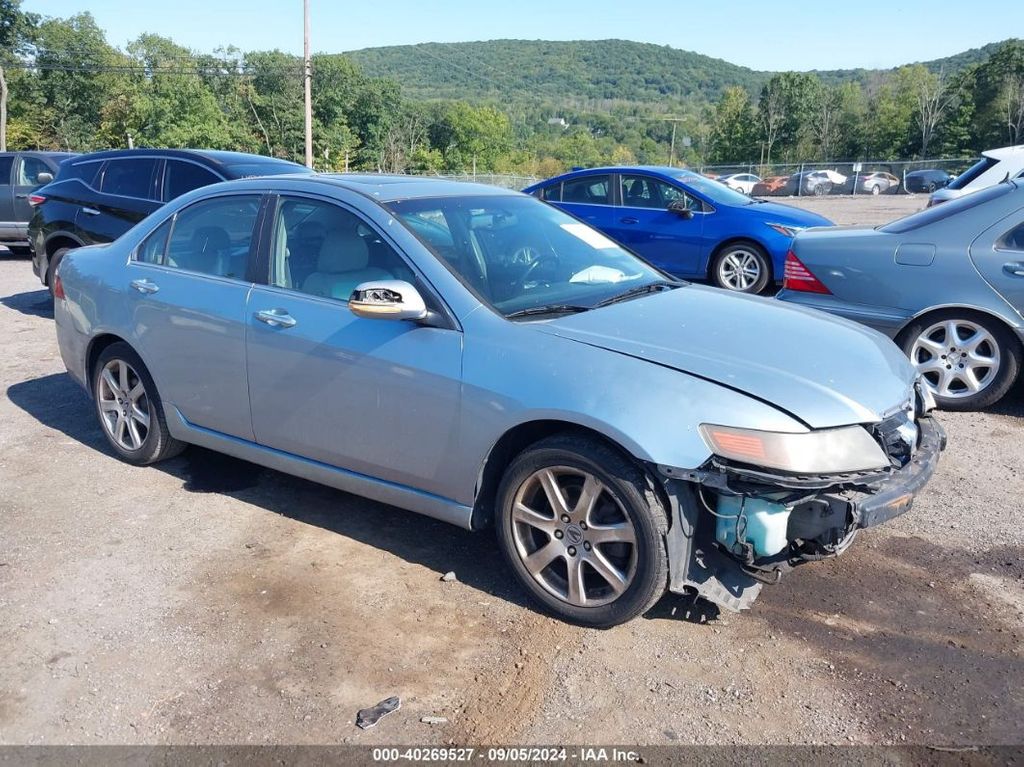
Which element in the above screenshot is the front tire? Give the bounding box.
[495,434,669,628]
[900,311,1021,410]
[711,243,771,294]
[92,342,185,465]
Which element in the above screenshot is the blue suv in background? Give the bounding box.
[524,166,832,294]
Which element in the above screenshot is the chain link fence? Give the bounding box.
[399,171,540,190]
[696,158,976,197]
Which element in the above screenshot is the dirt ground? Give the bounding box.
[1,195,1021,748]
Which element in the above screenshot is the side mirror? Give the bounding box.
[667,200,694,219]
[349,280,429,322]
[35,172,53,185]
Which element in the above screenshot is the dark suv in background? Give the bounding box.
[29,148,310,293]
[0,151,78,254]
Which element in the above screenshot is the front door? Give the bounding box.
[123,193,264,440]
[969,207,1024,318]
[245,194,463,497]
[12,155,55,224]
[607,173,705,276]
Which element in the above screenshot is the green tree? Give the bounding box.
[709,86,756,163]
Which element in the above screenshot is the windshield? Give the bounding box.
[878,183,1013,234]
[667,172,753,206]
[386,195,671,316]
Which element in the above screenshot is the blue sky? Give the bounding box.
[24,0,1024,71]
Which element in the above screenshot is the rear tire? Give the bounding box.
[92,342,186,465]
[870,184,881,196]
[899,310,1021,410]
[495,434,669,628]
[46,247,71,298]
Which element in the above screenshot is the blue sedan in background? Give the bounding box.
[524,166,832,294]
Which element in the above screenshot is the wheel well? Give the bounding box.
[470,420,645,531]
[42,235,81,284]
[706,238,772,281]
[895,306,1023,351]
[85,334,128,392]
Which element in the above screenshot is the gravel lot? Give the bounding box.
[1,195,1021,748]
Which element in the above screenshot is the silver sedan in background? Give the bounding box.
[778,180,1024,410]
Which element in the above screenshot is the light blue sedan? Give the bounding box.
[53,175,944,626]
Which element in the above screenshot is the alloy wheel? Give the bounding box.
[510,466,637,608]
[97,359,151,451]
[910,319,1001,399]
[717,250,762,291]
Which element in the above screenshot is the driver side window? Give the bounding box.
[620,174,688,210]
[269,197,415,302]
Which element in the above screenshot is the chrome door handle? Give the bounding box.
[1003,262,1024,277]
[130,278,159,294]
[255,309,297,328]
[81,206,100,216]
[620,217,639,224]
[15,193,28,199]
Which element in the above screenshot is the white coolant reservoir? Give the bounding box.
[715,494,792,558]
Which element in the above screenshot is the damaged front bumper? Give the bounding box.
[657,416,946,612]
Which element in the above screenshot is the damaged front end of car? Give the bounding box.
[656,384,946,611]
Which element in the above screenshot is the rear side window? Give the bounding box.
[0,157,12,185]
[164,195,261,279]
[998,222,1024,252]
[163,160,221,201]
[136,219,173,265]
[561,175,610,205]
[100,158,159,200]
[535,183,560,202]
[60,160,102,185]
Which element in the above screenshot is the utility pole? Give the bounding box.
[303,0,313,169]
[661,117,686,167]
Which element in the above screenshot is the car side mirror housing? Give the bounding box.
[667,200,693,219]
[35,172,53,185]
[349,280,430,322]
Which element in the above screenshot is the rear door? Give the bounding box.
[553,173,615,231]
[123,193,264,440]
[76,157,163,244]
[969,207,1024,318]
[606,172,704,276]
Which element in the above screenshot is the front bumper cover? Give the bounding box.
[659,415,946,611]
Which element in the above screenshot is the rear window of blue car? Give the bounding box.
[879,184,1014,234]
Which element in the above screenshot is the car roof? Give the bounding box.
[65,148,306,171]
[0,151,78,158]
[215,173,522,203]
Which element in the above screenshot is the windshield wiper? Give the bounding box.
[595,280,681,308]
[505,304,592,320]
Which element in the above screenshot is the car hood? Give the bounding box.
[740,200,833,227]
[533,285,915,429]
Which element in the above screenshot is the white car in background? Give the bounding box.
[718,173,761,194]
[929,144,1024,206]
